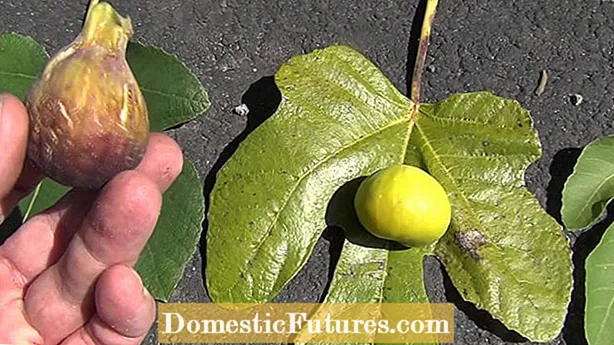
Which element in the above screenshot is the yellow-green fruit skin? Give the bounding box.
[354,165,451,247]
[25,1,149,189]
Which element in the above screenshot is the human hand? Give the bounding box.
[0,94,184,344]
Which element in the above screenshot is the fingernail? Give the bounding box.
[143,285,151,298]
[130,267,143,285]
[129,267,149,297]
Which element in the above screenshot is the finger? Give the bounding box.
[136,133,184,192]
[0,94,42,221]
[24,170,162,344]
[0,133,183,282]
[60,265,155,345]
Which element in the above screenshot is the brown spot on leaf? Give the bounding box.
[455,229,488,261]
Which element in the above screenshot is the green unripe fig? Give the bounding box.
[354,164,451,247]
[25,0,149,189]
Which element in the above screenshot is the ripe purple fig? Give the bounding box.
[25,0,149,189]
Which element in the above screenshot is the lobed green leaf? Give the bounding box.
[207,45,573,342]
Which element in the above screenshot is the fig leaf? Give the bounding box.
[0,33,208,301]
[206,45,414,304]
[206,45,572,342]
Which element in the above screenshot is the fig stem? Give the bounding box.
[87,0,101,16]
[410,0,438,106]
[81,0,133,51]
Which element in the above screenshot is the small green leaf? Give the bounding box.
[561,135,614,231]
[585,223,614,345]
[135,160,204,301]
[206,45,414,304]
[0,33,48,100]
[126,42,210,132]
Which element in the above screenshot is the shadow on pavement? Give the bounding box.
[545,148,583,224]
[319,226,345,303]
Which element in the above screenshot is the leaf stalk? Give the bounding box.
[410,0,439,107]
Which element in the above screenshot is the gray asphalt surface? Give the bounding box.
[2,0,614,344]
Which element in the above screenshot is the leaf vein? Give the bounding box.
[326,51,409,110]
[571,173,614,225]
[594,290,614,343]
[0,71,37,80]
[140,87,206,108]
[23,182,43,220]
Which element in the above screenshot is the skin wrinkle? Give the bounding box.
[77,226,122,270]
[0,255,28,291]
[56,242,104,307]
[0,256,42,344]
[79,330,98,345]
